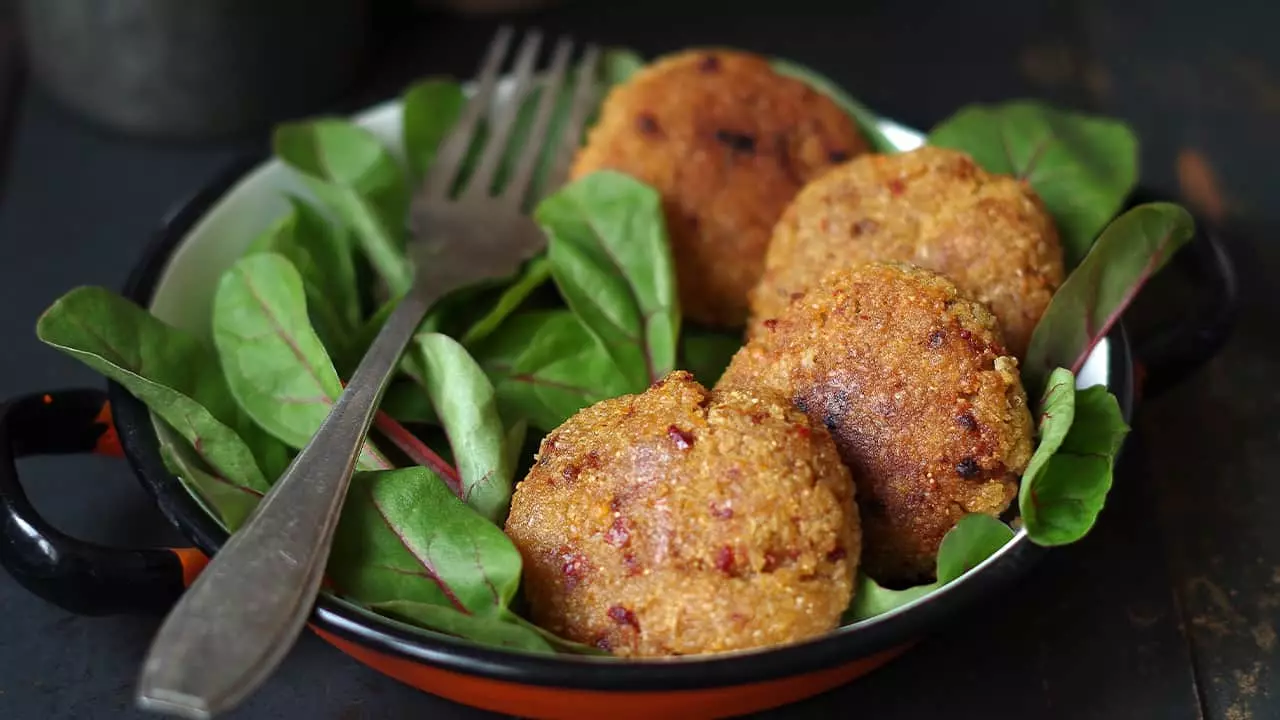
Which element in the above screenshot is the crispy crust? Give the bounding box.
[749,146,1064,357]
[505,371,859,656]
[571,49,870,327]
[722,263,1033,584]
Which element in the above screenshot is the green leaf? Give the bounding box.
[369,601,555,653]
[274,119,412,296]
[402,79,466,181]
[330,467,523,615]
[537,170,680,389]
[1018,368,1077,521]
[1023,203,1196,395]
[405,333,514,523]
[379,377,439,425]
[770,58,899,153]
[248,197,362,359]
[601,48,645,86]
[212,254,390,471]
[1023,385,1129,546]
[846,514,1014,621]
[460,257,553,346]
[36,287,278,492]
[929,100,1139,267]
[472,310,632,432]
[160,440,261,531]
[679,326,744,388]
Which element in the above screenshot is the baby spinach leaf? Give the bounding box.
[770,58,899,153]
[402,79,466,182]
[538,170,680,389]
[330,467,522,615]
[847,514,1014,622]
[405,333,514,523]
[1023,203,1196,395]
[274,119,412,296]
[160,440,261,531]
[369,601,555,654]
[929,101,1139,267]
[212,254,390,471]
[1023,385,1129,546]
[37,287,278,491]
[248,197,362,360]
[472,310,632,432]
[680,326,744,388]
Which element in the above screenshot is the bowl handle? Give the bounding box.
[0,389,205,615]
[1131,212,1239,399]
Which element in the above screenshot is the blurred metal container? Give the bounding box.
[18,0,370,139]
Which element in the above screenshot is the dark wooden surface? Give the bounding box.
[0,2,1276,718]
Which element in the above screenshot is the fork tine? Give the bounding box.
[463,30,544,199]
[501,36,574,210]
[422,26,514,200]
[543,44,601,199]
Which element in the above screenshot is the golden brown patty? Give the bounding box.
[749,146,1064,357]
[571,49,870,328]
[505,371,859,657]
[722,263,1032,584]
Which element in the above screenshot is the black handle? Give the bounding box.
[0,389,194,616]
[1129,202,1239,399]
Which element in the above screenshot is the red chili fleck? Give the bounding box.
[763,551,782,572]
[622,552,642,576]
[583,450,603,469]
[699,54,721,72]
[715,546,736,574]
[828,149,851,163]
[888,179,906,195]
[763,318,779,331]
[710,501,734,519]
[853,219,880,236]
[750,412,766,425]
[562,465,581,482]
[826,546,848,562]
[959,328,973,341]
[667,425,695,450]
[608,605,640,630]
[789,292,805,301]
[794,425,811,439]
[595,635,614,652]
[559,547,589,591]
[604,516,630,547]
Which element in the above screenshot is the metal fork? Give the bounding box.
[135,27,600,719]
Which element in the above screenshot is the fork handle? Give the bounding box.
[136,291,430,720]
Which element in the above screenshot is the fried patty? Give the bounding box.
[570,49,870,328]
[721,263,1032,584]
[749,146,1064,357]
[505,371,859,657]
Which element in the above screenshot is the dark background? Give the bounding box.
[1,1,1277,718]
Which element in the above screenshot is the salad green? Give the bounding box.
[34,47,1190,653]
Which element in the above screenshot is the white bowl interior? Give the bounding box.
[144,89,1110,642]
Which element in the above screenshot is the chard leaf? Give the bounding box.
[330,467,522,615]
[928,101,1139,267]
[601,48,645,86]
[1023,384,1129,546]
[160,440,261,531]
[212,253,390,471]
[1018,368,1077,521]
[405,332,514,523]
[472,310,632,432]
[370,601,555,653]
[402,79,466,181]
[274,119,412,296]
[248,197,362,359]
[460,257,553,346]
[36,287,280,491]
[1023,203,1196,395]
[379,377,439,425]
[770,58,898,153]
[679,326,744,388]
[538,170,679,389]
[847,514,1014,622]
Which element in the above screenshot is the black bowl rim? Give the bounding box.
[109,151,1136,691]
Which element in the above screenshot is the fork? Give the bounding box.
[135,27,600,719]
